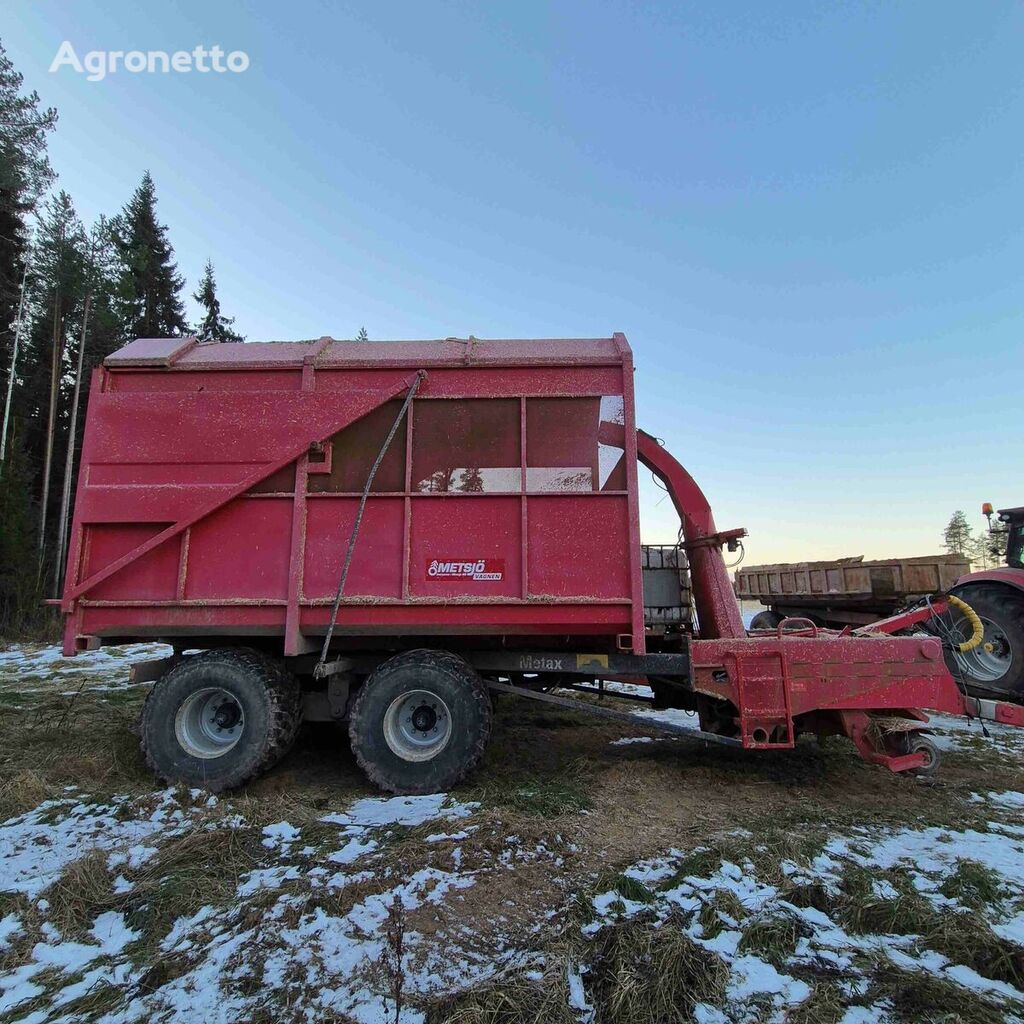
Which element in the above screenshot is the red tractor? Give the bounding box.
[935,504,1024,698]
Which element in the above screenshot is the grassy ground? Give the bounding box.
[1,643,1023,1023]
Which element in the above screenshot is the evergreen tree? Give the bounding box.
[942,510,974,557]
[193,260,243,342]
[0,41,57,384]
[22,191,88,567]
[80,216,124,368]
[55,217,119,585]
[970,513,1008,569]
[112,172,187,339]
[968,532,993,570]
[355,326,368,342]
[0,428,41,634]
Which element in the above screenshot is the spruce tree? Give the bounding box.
[0,42,56,631]
[112,172,187,339]
[193,260,243,342]
[0,41,57,384]
[56,217,118,584]
[355,326,369,342]
[80,217,123,368]
[0,428,40,634]
[23,191,87,568]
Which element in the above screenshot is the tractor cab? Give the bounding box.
[1001,508,1024,570]
[983,503,1024,570]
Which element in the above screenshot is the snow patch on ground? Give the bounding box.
[986,791,1024,809]
[0,790,207,898]
[926,711,1024,754]
[632,706,703,733]
[585,820,1024,1020]
[599,680,703,738]
[322,793,478,828]
[0,784,509,1024]
[0,638,171,679]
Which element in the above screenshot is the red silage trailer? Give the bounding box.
[59,334,1024,793]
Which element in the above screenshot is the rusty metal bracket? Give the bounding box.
[680,527,747,552]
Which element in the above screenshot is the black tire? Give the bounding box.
[141,648,302,792]
[944,585,1024,697]
[749,610,782,631]
[348,649,492,795]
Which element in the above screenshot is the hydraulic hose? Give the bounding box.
[314,370,426,678]
[945,593,985,653]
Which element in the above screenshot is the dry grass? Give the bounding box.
[737,911,808,967]
[780,879,834,914]
[0,688,151,803]
[427,959,579,1024]
[588,913,730,1022]
[838,864,934,936]
[785,982,849,1024]
[939,859,1003,908]
[835,863,1024,988]
[866,960,1011,1024]
[39,976,126,1021]
[925,911,1024,988]
[39,847,118,939]
[0,892,45,975]
[0,768,55,821]
[122,820,265,948]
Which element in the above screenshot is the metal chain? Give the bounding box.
[315,370,425,677]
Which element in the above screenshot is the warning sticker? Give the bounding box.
[426,559,505,582]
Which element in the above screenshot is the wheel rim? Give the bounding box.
[383,689,452,762]
[174,687,245,759]
[950,615,1013,684]
[912,740,935,770]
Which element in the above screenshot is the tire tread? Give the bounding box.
[140,647,302,791]
[348,649,492,795]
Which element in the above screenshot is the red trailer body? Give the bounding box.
[61,334,644,656]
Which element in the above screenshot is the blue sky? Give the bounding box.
[5,1,1023,563]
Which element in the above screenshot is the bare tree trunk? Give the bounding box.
[38,285,63,569]
[55,290,91,591]
[0,245,33,474]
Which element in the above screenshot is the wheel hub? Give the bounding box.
[411,705,437,732]
[383,689,452,762]
[174,687,245,759]
[213,701,241,730]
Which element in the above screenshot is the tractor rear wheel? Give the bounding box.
[943,585,1024,697]
[348,649,492,794]
[141,648,302,792]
